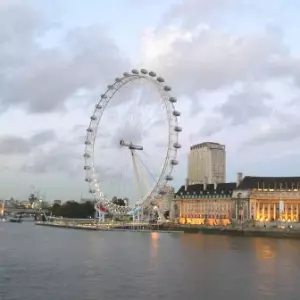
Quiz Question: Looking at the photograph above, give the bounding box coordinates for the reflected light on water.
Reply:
[251,238,300,298]
[150,232,159,259]
[150,232,159,240]
[254,239,276,261]
[179,233,232,253]
[149,232,160,272]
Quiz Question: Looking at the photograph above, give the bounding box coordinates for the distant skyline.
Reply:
[1,0,300,201]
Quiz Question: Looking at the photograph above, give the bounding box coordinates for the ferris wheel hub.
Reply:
[120,140,143,151]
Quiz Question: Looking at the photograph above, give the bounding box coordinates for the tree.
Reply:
[41,201,50,209]
[116,198,126,206]
[51,203,62,216]
[28,193,38,204]
[112,197,126,206]
[49,201,95,218]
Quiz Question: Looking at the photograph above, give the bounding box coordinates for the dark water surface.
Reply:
[1,222,300,300]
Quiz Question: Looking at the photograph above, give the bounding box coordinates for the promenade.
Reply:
[35,219,183,233]
[34,218,300,239]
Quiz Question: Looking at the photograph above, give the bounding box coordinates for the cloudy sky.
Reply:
[1,0,300,201]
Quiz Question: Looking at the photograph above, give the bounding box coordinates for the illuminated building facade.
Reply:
[175,182,236,225]
[233,175,300,222]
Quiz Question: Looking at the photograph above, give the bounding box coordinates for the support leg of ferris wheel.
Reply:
[98,211,105,223]
[95,200,105,224]
[133,153,154,223]
[130,149,144,227]
[135,152,166,224]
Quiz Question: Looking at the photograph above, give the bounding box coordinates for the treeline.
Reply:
[111,197,126,206]
[50,201,95,218]
[49,197,128,219]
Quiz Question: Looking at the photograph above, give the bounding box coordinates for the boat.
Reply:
[9,216,23,223]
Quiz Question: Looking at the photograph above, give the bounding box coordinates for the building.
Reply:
[233,175,300,222]
[156,186,174,212]
[187,142,226,185]
[175,181,236,225]
[53,200,62,205]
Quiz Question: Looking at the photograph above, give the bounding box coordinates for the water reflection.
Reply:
[149,232,159,259]
[2,224,300,300]
[254,238,277,261]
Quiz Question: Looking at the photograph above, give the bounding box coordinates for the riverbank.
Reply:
[35,222,300,239]
[35,222,183,233]
[178,226,300,239]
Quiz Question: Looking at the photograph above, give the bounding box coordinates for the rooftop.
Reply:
[238,176,300,190]
[176,182,236,196]
[190,142,225,151]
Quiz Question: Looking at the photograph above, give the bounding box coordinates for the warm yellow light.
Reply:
[151,232,159,240]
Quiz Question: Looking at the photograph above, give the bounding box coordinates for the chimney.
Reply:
[185,178,189,191]
[237,172,243,187]
[204,176,208,191]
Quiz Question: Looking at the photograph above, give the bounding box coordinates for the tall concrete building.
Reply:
[188,142,226,185]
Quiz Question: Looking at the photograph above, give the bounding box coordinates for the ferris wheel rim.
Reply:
[83,69,181,215]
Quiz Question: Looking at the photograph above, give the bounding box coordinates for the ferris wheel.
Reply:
[83,69,182,222]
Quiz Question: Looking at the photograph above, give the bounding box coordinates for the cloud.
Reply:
[0,2,128,114]
[21,146,80,174]
[137,6,300,155]
[218,85,272,126]
[31,129,57,145]
[196,117,226,137]
[0,136,31,154]
[164,0,236,28]
[267,55,300,88]
[0,129,56,155]
[140,25,288,96]
[246,113,300,146]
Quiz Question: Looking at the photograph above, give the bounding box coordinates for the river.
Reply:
[1,222,300,300]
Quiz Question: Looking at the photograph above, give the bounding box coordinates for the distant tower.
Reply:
[188,142,226,184]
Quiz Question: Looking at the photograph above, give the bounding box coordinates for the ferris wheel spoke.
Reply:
[142,101,166,134]
[135,152,157,187]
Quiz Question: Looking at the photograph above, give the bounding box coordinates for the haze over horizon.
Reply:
[1,0,300,201]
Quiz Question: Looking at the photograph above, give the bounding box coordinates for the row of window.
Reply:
[178,193,231,197]
[256,207,299,211]
[182,206,231,214]
[182,205,230,210]
[181,214,229,219]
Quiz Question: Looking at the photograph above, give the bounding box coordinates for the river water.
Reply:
[1,222,300,300]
